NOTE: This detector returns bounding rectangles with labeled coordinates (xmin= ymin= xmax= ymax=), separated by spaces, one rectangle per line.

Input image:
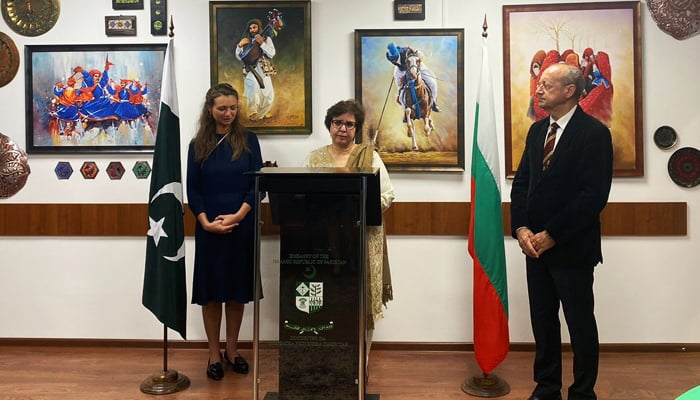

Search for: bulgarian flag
xmin=468 ymin=36 xmax=509 ymax=374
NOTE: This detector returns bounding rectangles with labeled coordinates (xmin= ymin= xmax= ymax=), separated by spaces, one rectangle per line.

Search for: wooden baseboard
xmin=1 ymin=338 xmax=697 ymax=353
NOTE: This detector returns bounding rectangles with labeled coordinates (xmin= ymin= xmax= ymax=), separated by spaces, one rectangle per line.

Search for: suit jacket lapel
xmin=542 ymin=106 xmax=584 ymax=172
xmin=533 ymin=120 xmax=549 ymax=167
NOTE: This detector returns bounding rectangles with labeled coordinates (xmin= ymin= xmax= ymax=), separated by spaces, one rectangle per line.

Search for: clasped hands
xmin=516 ymin=227 xmax=555 ymax=258
xmin=205 ymin=214 xmax=241 ymax=234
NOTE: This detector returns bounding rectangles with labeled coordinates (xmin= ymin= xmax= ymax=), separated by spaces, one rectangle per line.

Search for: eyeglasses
xmin=536 ymin=81 xmax=571 ymax=91
xmin=331 ymin=119 xmax=357 ymax=130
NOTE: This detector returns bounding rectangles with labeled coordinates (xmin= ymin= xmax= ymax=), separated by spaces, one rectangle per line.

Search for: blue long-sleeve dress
xmin=186 ymin=132 xmax=263 ymax=305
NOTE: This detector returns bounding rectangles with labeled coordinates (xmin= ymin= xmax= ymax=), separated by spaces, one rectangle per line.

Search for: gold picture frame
xmin=354 ymin=28 xmax=465 ymax=172
xmin=209 ymin=1 xmax=312 ymax=135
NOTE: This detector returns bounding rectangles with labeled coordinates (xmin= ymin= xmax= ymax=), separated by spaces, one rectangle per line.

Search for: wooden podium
xmin=251 ymin=167 xmax=381 ymax=400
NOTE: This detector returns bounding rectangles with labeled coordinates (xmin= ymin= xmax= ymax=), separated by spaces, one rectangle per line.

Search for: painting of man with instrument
xmin=210 ymin=2 xmax=311 ymax=134
xmin=235 ymin=12 xmax=282 ymax=122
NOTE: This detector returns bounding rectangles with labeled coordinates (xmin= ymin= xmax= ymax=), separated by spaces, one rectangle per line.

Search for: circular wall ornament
xmin=667 ymin=147 xmax=700 ymax=188
xmin=653 ymin=125 xmax=678 ymax=150
xmin=0 ymin=31 xmax=19 ymax=88
xmin=0 ymin=132 xmax=30 ymax=198
xmin=1 ymin=0 xmax=61 ymax=37
xmin=647 ymin=0 xmax=700 ymax=40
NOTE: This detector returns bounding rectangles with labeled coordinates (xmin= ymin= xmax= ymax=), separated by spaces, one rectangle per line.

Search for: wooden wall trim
xmin=0 ymin=202 xmax=686 ymax=237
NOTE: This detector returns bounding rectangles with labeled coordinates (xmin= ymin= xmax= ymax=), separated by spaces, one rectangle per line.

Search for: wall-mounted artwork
xmin=355 ymin=28 xmax=465 ymax=172
xmin=503 ymin=2 xmax=643 ymax=177
xmin=209 ymin=1 xmax=312 ymax=135
xmin=112 ymin=0 xmax=144 ymax=10
xmin=25 ymin=44 xmax=167 ymax=154
xmin=104 ymin=15 xmax=137 ymax=36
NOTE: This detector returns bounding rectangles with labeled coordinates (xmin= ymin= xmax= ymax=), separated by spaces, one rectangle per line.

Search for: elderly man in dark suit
xmin=510 ymin=62 xmax=613 ymax=400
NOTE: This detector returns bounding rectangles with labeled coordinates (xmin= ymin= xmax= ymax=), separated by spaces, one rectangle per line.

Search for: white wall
xmin=0 ymin=0 xmax=698 ymax=344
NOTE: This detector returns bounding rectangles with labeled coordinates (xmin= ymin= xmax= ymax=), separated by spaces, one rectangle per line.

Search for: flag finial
xmin=482 ymin=15 xmax=488 ymax=38
xmin=169 ymin=16 xmax=175 ymax=37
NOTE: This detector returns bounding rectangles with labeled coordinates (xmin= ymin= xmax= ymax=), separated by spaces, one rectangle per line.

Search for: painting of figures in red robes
xmin=503 ymin=2 xmax=643 ymax=177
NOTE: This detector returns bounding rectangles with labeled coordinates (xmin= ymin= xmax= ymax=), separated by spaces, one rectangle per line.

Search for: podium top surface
xmin=251 ymin=167 xmax=380 ymax=193
xmin=252 ymin=167 xmax=379 ymax=176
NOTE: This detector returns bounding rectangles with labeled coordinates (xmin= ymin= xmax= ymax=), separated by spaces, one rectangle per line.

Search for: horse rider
xmin=386 ymin=42 xmax=440 ymax=113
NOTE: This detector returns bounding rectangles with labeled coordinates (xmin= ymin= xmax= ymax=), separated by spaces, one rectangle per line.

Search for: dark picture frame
xmin=209 ymin=1 xmax=312 ymax=135
xmin=112 ymin=0 xmax=144 ymax=10
xmin=355 ymin=28 xmax=465 ymax=172
xmin=25 ymin=43 xmax=167 ymax=154
xmin=105 ymin=16 xmax=137 ymax=36
xmin=503 ymin=1 xmax=643 ymax=177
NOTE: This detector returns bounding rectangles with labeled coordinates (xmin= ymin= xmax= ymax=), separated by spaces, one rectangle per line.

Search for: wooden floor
xmin=1 ymin=345 xmax=699 ymax=399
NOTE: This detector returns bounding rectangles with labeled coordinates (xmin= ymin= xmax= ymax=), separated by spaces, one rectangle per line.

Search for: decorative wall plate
xmin=653 ymin=125 xmax=678 ymax=150
xmin=0 ymin=132 xmax=30 ymax=198
xmin=107 ymin=161 xmax=125 ymax=180
xmin=667 ymin=147 xmax=700 ymax=188
xmin=80 ymin=161 xmax=99 ymax=179
xmin=647 ymin=0 xmax=700 ymax=40
xmin=1 ymin=0 xmax=61 ymax=37
xmin=132 ymin=160 xmax=151 ymax=179
xmin=0 ymin=31 xmax=19 ymax=87
xmin=54 ymin=161 xmax=73 ymax=180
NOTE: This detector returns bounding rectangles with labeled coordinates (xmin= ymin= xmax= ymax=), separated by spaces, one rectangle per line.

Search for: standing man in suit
xmin=510 ymin=63 xmax=613 ymax=400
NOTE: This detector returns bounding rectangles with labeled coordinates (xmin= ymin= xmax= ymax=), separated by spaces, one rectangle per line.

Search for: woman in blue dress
xmin=186 ymin=83 xmax=263 ymax=381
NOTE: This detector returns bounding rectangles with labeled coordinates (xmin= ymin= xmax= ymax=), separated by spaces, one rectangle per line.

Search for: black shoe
xmin=431 ymin=102 xmax=441 ymax=112
xmin=224 ymin=350 xmax=249 ymax=374
xmin=206 ymin=358 xmax=224 ymax=380
xmin=527 ymin=395 xmax=562 ymax=400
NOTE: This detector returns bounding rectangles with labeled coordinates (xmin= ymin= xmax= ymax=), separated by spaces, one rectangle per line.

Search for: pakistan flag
xmin=142 ymin=39 xmax=187 ymax=339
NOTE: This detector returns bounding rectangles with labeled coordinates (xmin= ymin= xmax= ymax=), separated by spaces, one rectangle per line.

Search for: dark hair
xmin=192 ymin=83 xmax=248 ymax=162
xmin=324 ymin=99 xmax=365 ymax=132
xmin=242 ymin=19 xmax=263 ymax=39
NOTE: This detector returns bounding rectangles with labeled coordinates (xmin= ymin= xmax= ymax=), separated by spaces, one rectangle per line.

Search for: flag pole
xmin=461 ymin=15 xmax=510 ymax=398
xmin=140 ymin=326 xmax=190 ymax=395
xmin=140 ymin=17 xmax=190 ymax=395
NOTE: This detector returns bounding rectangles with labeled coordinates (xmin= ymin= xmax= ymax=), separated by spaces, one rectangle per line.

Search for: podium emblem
xmin=295 ymin=281 xmax=323 ymax=314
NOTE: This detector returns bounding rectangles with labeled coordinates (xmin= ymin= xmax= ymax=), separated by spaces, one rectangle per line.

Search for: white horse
xmin=398 ymin=51 xmax=434 ymax=151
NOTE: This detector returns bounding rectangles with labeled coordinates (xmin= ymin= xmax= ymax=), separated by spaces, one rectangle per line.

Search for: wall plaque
xmin=150 ymin=0 xmax=167 ymax=36
xmin=112 ymin=0 xmax=144 ymax=10
xmin=394 ymin=0 xmax=425 ymax=21
xmin=105 ymin=15 xmax=137 ymax=36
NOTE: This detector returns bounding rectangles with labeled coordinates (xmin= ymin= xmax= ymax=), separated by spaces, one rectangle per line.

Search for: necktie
xmin=542 ymin=122 xmax=559 ymax=170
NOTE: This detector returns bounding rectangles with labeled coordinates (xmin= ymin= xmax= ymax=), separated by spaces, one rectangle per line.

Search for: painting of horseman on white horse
xmin=355 ymin=30 xmax=464 ymax=171
xmin=387 ymin=43 xmax=438 ymax=150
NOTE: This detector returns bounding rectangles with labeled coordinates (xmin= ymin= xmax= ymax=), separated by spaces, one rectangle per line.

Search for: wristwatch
xmin=1 ymin=0 xmax=61 ymax=37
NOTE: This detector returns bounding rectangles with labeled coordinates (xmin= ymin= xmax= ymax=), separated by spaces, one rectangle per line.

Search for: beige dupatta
xmin=346 ymin=145 xmax=394 ymax=310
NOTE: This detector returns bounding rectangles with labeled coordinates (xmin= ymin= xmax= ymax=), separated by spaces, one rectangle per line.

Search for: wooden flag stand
xmin=461 ymin=373 xmax=510 ymax=397
xmin=140 ymin=325 xmax=190 ymax=395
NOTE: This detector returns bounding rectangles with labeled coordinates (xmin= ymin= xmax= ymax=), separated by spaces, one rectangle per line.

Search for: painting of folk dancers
xmin=25 ymin=44 xmax=167 ymax=153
